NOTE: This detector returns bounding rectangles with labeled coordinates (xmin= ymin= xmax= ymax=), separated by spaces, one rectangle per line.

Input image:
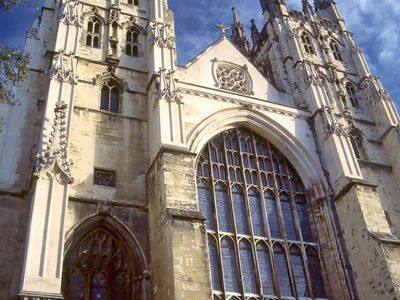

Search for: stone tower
xmin=0 ymin=0 xmax=399 ymax=299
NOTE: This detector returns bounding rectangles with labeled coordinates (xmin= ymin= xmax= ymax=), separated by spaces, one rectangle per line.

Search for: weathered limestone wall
xmin=0 ymin=194 xmax=31 ymax=300
xmin=148 ymin=150 xmax=211 ymax=300
xmin=335 ymin=184 xmax=399 ymax=300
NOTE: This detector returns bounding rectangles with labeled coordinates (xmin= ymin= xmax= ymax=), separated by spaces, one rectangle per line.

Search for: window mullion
xmin=206 ymin=143 xmax=225 ymax=296
xmin=284 ymin=160 xmax=314 ymax=299
xmin=222 ymin=131 xmax=244 ymax=298
xmin=267 ymin=144 xmax=288 ymax=243
xmin=250 ymin=133 xmax=271 ymax=297
xmin=237 ymin=130 xmax=261 ymax=297
xmin=267 ymin=143 xmax=298 ymax=298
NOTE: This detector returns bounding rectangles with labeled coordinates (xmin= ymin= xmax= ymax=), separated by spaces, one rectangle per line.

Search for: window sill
xmin=93 ymin=184 xmax=116 ymax=189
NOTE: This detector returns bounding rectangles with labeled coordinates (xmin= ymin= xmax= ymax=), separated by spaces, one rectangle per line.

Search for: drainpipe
xmin=307 ymin=117 xmax=360 ymax=300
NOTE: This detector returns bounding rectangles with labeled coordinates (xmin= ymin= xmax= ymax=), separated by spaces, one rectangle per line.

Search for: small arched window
xmin=128 ymin=0 xmax=139 ymax=5
xmin=85 ymin=16 xmax=102 ymax=48
xmin=349 ymin=128 xmax=368 ymax=161
xmin=126 ymin=26 xmax=139 ymax=57
xmin=329 ymin=40 xmax=343 ymax=61
xmin=319 ymin=75 xmax=332 ymax=105
xmin=197 ymin=128 xmax=327 ymax=299
xmin=100 ymin=80 xmax=121 ymax=113
xmin=346 ymin=82 xmax=359 ymax=108
xmin=301 ymin=32 xmax=315 ymax=54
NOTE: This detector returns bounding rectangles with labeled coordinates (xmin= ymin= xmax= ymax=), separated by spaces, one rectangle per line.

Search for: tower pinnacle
xmin=230 ymin=7 xmax=251 ymax=56
xmin=314 ymin=0 xmax=335 ymax=11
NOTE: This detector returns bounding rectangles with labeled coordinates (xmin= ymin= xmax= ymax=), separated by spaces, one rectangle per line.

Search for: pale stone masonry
xmin=0 ymin=0 xmax=399 ymax=299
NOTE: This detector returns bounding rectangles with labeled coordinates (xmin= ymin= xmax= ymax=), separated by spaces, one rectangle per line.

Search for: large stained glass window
xmin=196 ymin=128 xmax=327 ymax=299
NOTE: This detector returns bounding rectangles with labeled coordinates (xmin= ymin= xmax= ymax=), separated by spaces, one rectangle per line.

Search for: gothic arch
xmin=187 ymin=108 xmax=325 ymax=190
xmin=63 ymin=213 xmax=149 ymax=300
xmin=94 ymin=70 xmax=124 ymax=90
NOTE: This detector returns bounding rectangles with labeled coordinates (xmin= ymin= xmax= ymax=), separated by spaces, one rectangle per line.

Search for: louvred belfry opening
xmin=196 ymin=128 xmax=328 ymax=299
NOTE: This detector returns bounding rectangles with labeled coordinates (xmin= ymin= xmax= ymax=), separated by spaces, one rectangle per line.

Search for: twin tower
xmin=0 ymin=0 xmax=399 ymax=299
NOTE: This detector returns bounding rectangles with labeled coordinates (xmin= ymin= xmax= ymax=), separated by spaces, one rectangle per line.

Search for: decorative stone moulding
xmin=212 ymin=59 xmax=253 ymax=95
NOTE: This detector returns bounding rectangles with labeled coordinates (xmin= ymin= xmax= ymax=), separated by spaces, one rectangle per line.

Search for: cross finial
xmin=216 ymin=22 xmax=229 ymax=36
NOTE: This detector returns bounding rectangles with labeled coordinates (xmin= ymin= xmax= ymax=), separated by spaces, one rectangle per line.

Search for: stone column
xmin=19 ymin=1 xmax=80 ymax=298
xmin=148 ymin=149 xmax=212 ymax=300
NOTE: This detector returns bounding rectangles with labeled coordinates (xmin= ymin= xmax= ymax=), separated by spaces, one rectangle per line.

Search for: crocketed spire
xmin=230 ymin=7 xmax=251 ymax=56
xmin=250 ymin=19 xmax=261 ymax=46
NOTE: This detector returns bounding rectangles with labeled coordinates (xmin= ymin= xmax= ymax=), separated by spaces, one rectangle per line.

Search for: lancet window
xmin=349 ymin=128 xmax=368 ymax=160
xmin=85 ymin=16 xmax=102 ymax=48
xmin=329 ymin=40 xmax=343 ymax=61
xmin=345 ymin=82 xmax=359 ymax=108
xmin=196 ymin=128 xmax=327 ymax=300
xmin=301 ymin=32 xmax=315 ymax=54
xmin=126 ymin=27 xmax=139 ymax=57
xmin=100 ymin=80 xmax=121 ymax=113
xmin=63 ymin=228 xmax=134 ymax=300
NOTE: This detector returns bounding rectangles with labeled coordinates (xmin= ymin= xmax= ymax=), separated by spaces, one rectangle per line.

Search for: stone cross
xmin=216 ymin=22 xmax=229 ymax=36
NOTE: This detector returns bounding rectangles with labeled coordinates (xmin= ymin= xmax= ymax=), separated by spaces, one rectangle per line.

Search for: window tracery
xmin=301 ymin=32 xmax=315 ymax=54
xmin=214 ymin=62 xmax=252 ymax=94
xmin=329 ymin=40 xmax=343 ymax=61
xmin=349 ymin=128 xmax=368 ymax=160
xmin=85 ymin=16 xmax=102 ymax=48
xmin=100 ymin=80 xmax=121 ymax=113
xmin=126 ymin=26 xmax=139 ymax=57
xmin=63 ymin=229 xmax=133 ymax=300
xmin=196 ymin=128 xmax=327 ymax=300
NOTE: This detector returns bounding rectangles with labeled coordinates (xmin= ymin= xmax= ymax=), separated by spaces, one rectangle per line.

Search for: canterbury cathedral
xmin=0 ymin=0 xmax=400 ymax=299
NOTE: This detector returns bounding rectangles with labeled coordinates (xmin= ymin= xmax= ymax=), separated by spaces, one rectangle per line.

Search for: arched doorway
xmin=62 ymin=216 xmax=148 ymax=300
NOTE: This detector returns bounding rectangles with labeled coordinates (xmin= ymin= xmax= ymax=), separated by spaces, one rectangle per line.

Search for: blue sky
xmin=0 ymin=0 xmax=399 ymax=106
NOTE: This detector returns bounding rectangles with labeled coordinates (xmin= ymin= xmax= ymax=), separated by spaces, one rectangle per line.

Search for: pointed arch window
xmin=100 ymin=80 xmax=121 ymax=113
xmin=329 ymin=40 xmax=343 ymax=61
xmin=196 ymin=128 xmax=328 ymax=299
xmin=301 ymin=32 xmax=315 ymax=54
xmin=346 ymin=82 xmax=359 ymax=108
xmin=63 ymin=229 xmax=134 ymax=300
xmin=85 ymin=16 xmax=102 ymax=48
xmin=349 ymin=128 xmax=368 ymax=160
xmin=319 ymin=75 xmax=332 ymax=105
xmin=126 ymin=26 xmax=139 ymax=57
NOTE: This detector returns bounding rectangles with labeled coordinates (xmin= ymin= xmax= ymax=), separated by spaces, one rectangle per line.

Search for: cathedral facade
xmin=0 ymin=0 xmax=399 ymax=299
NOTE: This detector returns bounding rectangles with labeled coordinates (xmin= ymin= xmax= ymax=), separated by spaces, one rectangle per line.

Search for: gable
xmin=176 ymin=37 xmax=294 ymax=107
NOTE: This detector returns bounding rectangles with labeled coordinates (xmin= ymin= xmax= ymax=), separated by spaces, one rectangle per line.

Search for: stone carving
xmin=150 ymin=21 xmax=174 ymax=48
xmin=214 ymin=61 xmax=252 ymax=94
xmin=50 ymin=51 xmax=78 ymax=83
xmin=156 ymin=68 xmax=181 ymax=103
xmin=288 ymin=27 xmax=301 ymax=39
xmin=34 ymin=101 xmax=74 ymax=184
xmin=109 ymin=5 xmax=120 ymax=24
xmin=361 ymin=76 xmax=393 ymax=102
xmin=320 ymin=106 xmax=345 ymax=136
xmin=61 ymin=0 xmax=81 ymax=26
xmin=301 ymin=60 xmax=320 ymax=88
xmin=97 ymin=201 xmax=113 ymax=216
